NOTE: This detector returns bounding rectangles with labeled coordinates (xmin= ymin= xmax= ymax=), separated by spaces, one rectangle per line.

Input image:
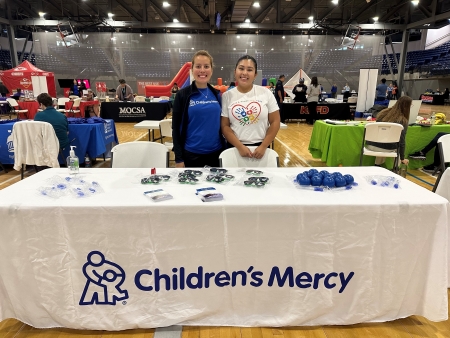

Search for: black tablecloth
xmin=281 ymin=103 xmax=352 ymax=122
xmin=100 ymin=102 xmax=171 ymax=122
xmin=420 ymin=94 xmax=445 ymax=105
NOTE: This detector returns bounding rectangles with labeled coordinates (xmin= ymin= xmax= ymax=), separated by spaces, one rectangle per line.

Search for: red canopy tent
xmin=0 ymin=60 xmax=57 ymax=98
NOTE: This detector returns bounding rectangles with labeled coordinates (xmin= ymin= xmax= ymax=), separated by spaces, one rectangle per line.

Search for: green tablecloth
xmin=308 ymin=121 xmax=450 ymax=169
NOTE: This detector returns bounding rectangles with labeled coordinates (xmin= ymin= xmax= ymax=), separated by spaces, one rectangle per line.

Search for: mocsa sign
xmin=119 ymin=106 xmax=146 ymax=114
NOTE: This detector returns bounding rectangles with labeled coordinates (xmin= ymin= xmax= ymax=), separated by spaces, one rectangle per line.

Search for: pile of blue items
xmin=295 ymin=169 xmax=357 ymax=191
xmin=374 ymin=99 xmax=389 ymax=106
xmin=67 ymin=117 xmax=107 ymax=124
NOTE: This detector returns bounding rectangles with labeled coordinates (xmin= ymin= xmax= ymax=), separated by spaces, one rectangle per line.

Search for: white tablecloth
xmin=0 ymin=167 xmax=447 ymax=330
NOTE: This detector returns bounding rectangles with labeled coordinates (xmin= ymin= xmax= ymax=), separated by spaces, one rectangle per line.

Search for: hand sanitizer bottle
xmin=67 ymin=146 xmax=79 ymax=174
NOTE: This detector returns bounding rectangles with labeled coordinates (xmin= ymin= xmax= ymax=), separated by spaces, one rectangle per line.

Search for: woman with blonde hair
xmin=366 ymin=95 xmax=412 ymax=166
xmin=172 ymin=50 xmax=224 ymax=167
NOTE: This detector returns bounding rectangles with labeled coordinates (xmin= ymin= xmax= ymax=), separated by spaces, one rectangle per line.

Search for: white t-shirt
xmin=222 ymin=85 xmax=279 ymax=144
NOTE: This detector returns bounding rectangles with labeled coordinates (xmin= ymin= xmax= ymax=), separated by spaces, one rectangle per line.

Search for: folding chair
xmin=432 ymin=134 xmax=450 ymax=192
xmin=64 ymin=98 xmax=82 ymax=117
xmin=7 ymin=98 xmax=28 ymax=120
xmin=56 ymin=98 xmax=71 ymax=113
xmin=359 ymin=122 xmax=404 ymax=171
xmin=219 ymin=146 xmax=279 ymax=168
xmin=111 ymin=142 xmax=169 ymax=168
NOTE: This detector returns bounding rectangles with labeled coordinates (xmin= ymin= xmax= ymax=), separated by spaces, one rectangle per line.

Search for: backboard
xmin=341 ymin=25 xmax=360 ymax=50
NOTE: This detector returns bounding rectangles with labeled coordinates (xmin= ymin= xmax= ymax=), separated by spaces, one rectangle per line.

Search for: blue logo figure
xmin=79 ymin=251 xmax=129 ymax=305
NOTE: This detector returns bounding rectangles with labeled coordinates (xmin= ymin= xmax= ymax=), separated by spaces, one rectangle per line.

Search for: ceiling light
xmin=163 ymin=1 xmax=170 ymax=7
xmin=108 ymin=13 xmax=114 ymax=17
xmin=191 ymin=47 xmax=194 ymax=49
xmin=38 ymin=12 xmax=45 ymax=17
xmin=188 ymin=35 xmax=192 ymax=38
xmin=411 ymin=0 xmax=419 ymax=5
xmin=373 ymin=16 xmax=379 ymax=22
xmin=331 ymin=0 xmax=338 ymax=4
xmin=282 ymin=36 xmax=285 ymax=39
xmin=151 ymin=47 xmax=154 ymax=49
xmin=245 ymin=19 xmax=250 ymax=23
xmin=271 ymin=48 xmax=274 ymax=50
xmin=308 ymin=16 xmax=313 ymax=20
xmin=253 ymin=2 xmax=260 ymax=7
xmin=173 ymin=18 xmax=179 ymax=22
xmin=237 ymin=35 xmax=240 ymax=38
xmin=233 ymin=48 xmax=236 ymax=50
xmin=140 ymin=34 xmax=142 ymax=37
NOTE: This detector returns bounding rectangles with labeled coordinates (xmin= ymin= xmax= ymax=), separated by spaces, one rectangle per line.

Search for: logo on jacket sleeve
xmin=79 ymin=251 xmax=129 ymax=305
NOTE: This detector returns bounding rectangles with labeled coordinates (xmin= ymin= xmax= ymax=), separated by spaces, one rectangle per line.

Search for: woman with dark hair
xmin=366 ymin=95 xmax=412 ymax=166
xmin=171 ymin=83 xmax=179 ymax=94
xmin=306 ymin=76 xmax=321 ymax=125
xmin=443 ymin=88 xmax=449 ymax=100
xmin=221 ymin=55 xmax=280 ymax=159
xmin=172 ymin=50 xmax=223 ymax=168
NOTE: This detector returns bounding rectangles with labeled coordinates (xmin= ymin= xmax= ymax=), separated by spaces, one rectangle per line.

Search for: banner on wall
xmin=95 ymin=82 xmax=107 ymax=93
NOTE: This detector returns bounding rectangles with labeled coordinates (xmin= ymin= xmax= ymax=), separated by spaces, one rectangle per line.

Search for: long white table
xmin=0 ymin=167 xmax=447 ymax=330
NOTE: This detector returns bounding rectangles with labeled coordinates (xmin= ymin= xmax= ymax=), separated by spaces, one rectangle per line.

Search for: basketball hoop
xmin=341 ymin=25 xmax=361 ymax=50
xmin=57 ymin=21 xmax=78 ymax=48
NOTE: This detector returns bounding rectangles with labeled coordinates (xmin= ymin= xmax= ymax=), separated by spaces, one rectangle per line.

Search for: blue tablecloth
xmin=0 ymin=119 xmax=118 ymax=165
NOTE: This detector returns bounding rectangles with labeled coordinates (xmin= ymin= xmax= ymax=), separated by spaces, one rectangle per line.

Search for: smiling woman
xmin=220 ymin=54 xmax=280 ymax=160
xmin=171 ymin=50 xmax=224 ymax=168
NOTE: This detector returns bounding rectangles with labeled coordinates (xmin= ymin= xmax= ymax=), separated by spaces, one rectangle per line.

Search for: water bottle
xmin=399 ymin=163 xmax=407 ymax=178
xmin=431 ymin=112 xmax=436 ymax=125
xmin=85 ymin=154 xmax=91 ymax=168
xmin=66 ymin=146 xmax=79 ymax=174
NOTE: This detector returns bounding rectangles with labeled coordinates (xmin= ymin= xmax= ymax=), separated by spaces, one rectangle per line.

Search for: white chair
xmin=152 ymin=98 xmax=162 ymax=102
xmin=82 ymin=90 xmax=88 ymax=96
xmin=433 ymin=134 xmax=450 ymax=192
xmin=12 ymin=121 xmax=61 ymax=179
xmin=7 ymin=98 xmax=28 ymax=119
xmin=359 ymin=122 xmax=404 ymax=171
xmin=159 ymin=119 xmax=173 ymax=151
xmin=111 ymin=142 xmax=169 ymax=168
xmin=347 ymin=96 xmax=358 ymax=104
xmin=64 ymin=98 xmax=82 ymax=117
xmin=57 ymin=98 xmax=70 ymax=113
xmin=219 ymin=146 xmax=279 ymax=168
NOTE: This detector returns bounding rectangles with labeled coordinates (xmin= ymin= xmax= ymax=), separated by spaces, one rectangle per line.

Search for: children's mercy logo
xmin=79 ymin=251 xmax=129 ymax=305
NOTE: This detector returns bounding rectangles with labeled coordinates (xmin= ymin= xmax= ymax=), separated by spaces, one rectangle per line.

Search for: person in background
xmin=0 ymin=81 xmax=9 ymax=97
xmin=221 ymin=55 xmax=280 ymax=159
xmin=436 ymin=88 xmax=441 ymax=94
xmin=12 ymin=88 xmax=24 ymax=100
xmin=34 ymin=93 xmax=70 ymax=152
xmin=387 ymin=83 xmax=393 ymax=100
xmin=115 ymin=79 xmax=134 ymax=102
xmin=172 ymin=50 xmax=223 ymax=168
xmin=227 ymin=82 xmax=236 ymax=91
xmin=306 ymin=76 xmax=321 ymax=125
xmin=69 ymin=79 xmax=79 ymax=97
xmin=392 ymin=82 xmax=398 ymax=99
xmin=85 ymin=89 xmax=99 ymax=117
xmin=292 ymin=79 xmax=307 ymax=103
xmin=269 ymin=82 xmax=275 ymax=95
xmin=331 ymin=83 xmax=337 ymax=98
xmin=376 ymin=78 xmax=388 ymax=101
xmin=78 ymin=81 xmax=87 ymax=97
xmin=343 ymin=83 xmax=350 ymax=99
xmin=443 ymin=88 xmax=449 ymax=100
xmin=171 ymin=83 xmax=179 ymax=94
xmin=366 ymin=96 xmax=412 ymax=166
xmin=410 ymin=132 xmax=450 ymax=174
xmin=275 ymin=75 xmax=285 ymax=107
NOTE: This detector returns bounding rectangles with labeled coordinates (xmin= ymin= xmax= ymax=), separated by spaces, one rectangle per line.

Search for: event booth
xmin=0 ymin=61 xmax=57 ymax=98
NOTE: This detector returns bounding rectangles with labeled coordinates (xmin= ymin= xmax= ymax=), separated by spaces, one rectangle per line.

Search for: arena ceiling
xmin=0 ymin=0 xmax=449 ymax=35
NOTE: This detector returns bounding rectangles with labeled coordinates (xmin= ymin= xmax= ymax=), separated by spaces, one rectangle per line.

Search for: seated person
xmin=34 ymin=93 xmax=70 ymax=153
xmin=84 ymin=89 xmax=99 ymax=117
xmin=12 ymin=88 xmax=24 ymax=100
xmin=410 ymin=132 xmax=449 ymax=174
xmin=292 ymin=80 xmax=307 ymax=103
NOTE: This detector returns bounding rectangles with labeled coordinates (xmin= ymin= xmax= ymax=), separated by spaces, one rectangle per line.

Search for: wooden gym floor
xmin=0 ymin=104 xmax=448 ymax=337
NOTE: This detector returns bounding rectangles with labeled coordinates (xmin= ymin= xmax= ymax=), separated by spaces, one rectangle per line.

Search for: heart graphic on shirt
xmin=231 ymin=101 xmax=262 ymax=126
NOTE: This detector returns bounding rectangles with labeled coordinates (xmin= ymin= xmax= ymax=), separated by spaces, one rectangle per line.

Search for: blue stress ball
xmin=344 ymin=174 xmax=354 ymax=185
xmin=297 ymin=174 xmax=311 ymax=186
xmin=319 ymin=170 xmax=329 ymax=177
xmin=332 ymin=172 xmax=343 ymax=178
xmin=303 ymin=171 xmax=311 ymax=178
xmin=322 ymin=176 xmax=335 ymax=188
xmin=308 ymin=169 xmax=319 ymax=178
xmin=335 ymin=176 xmax=346 ymax=187
xmin=311 ymin=175 xmax=322 ymax=186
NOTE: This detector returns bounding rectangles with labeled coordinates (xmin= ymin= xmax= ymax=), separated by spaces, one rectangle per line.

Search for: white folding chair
xmin=57 ymin=98 xmax=71 ymax=113
xmin=7 ymin=98 xmax=28 ymax=119
xmin=433 ymin=134 xmax=450 ymax=192
xmin=111 ymin=142 xmax=169 ymax=168
xmin=64 ymin=98 xmax=82 ymax=117
xmin=12 ymin=121 xmax=61 ymax=179
xmin=159 ymin=119 xmax=173 ymax=151
xmin=359 ymin=122 xmax=404 ymax=171
xmin=219 ymin=146 xmax=279 ymax=168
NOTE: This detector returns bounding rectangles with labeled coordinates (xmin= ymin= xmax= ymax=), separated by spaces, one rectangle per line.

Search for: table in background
xmin=101 ymin=101 xmax=170 ymax=122
xmin=281 ymin=102 xmax=351 ymax=122
xmin=420 ymin=94 xmax=445 ymax=105
xmin=134 ymin=120 xmax=163 ymax=141
xmin=0 ymin=167 xmax=447 ymax=329
xmin=65 ymin=100 xmax=100 ymax=117
xmin=308 ymin=121 xmax=450 ymax=168
xmin=0 ymin=119 xmax=118 ymax=165
xmin=18 ymin=101 xmax=39 ymax=119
